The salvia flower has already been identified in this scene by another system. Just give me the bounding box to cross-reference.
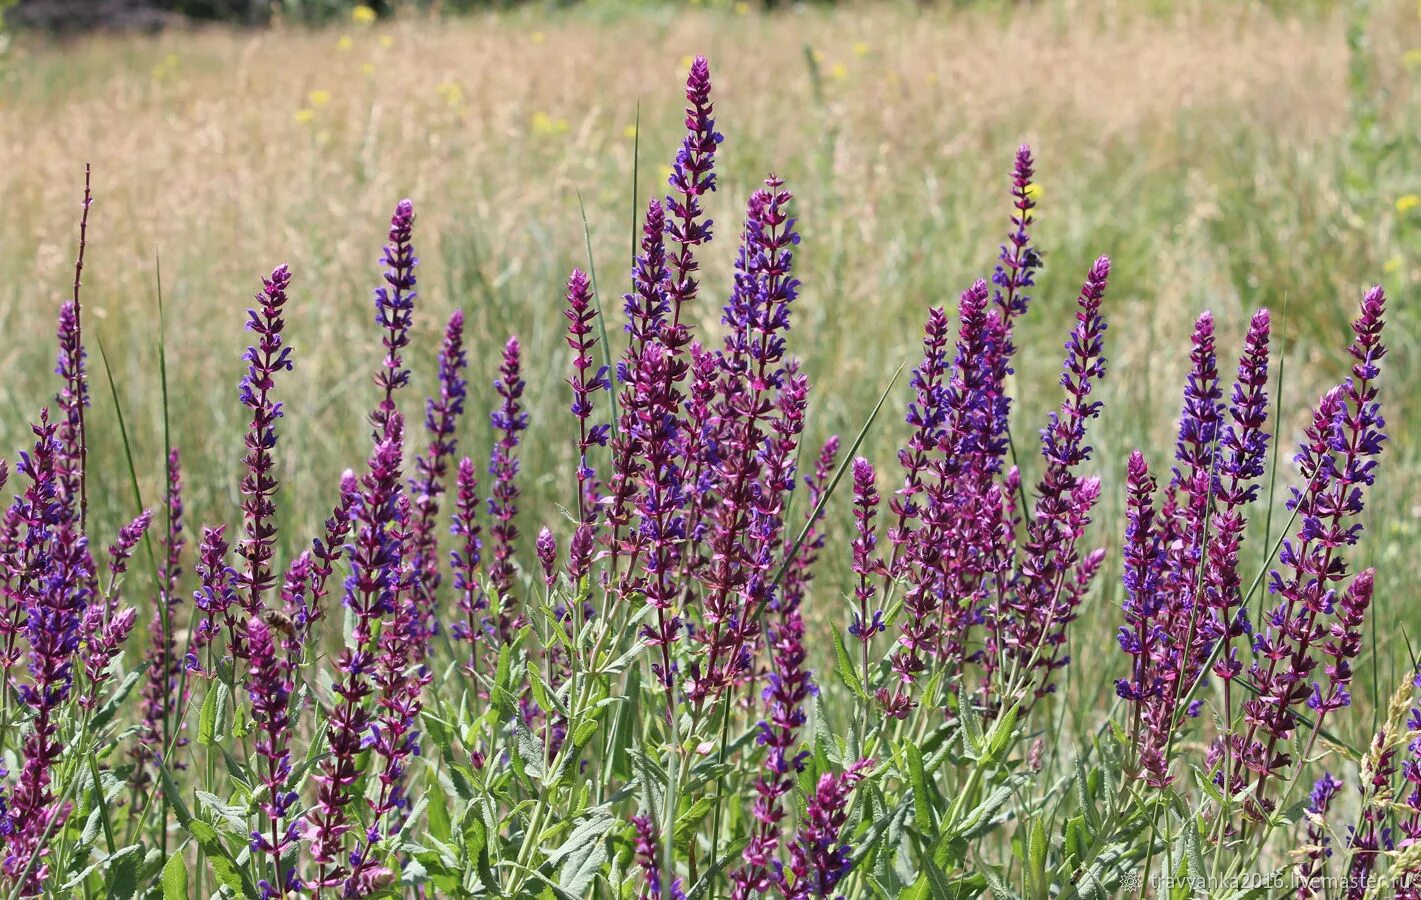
[564,267,610,521]
[488,337,528,640]
[782,759,873,900]
[1297,772,1342,897]
[308,414,406,887]
[664,54,721,337]
[449,457,488,674]
[409,309,467,655]
[371,199,417,430]
[631,815,685,900]
[245,617,298,900]
[134,449,189,784]
[1232,286,1387,816]
[235,265,295,622]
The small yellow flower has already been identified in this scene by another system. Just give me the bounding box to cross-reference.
[308,89,331,107]
[352,4,376,23]
[1397,194,1420,214]
[829,63,848,80]
[690,0,702,6]
[852,42,869,57]
[734,1,749,14]
[362,61,376,76]
[437,80,464,107]
[337,35,353,51]
[623,124,638,139]
[810,48,823,63]
[886,72,900,87]
[680,55,694,70]
[1025,183,1043,201]
[531,31,545,44]
[294,108,315,125]
[378,35,394,48]
[531,112,570,136]
[924,72,939,86]
[1384,255,1404,274]
[165,53,179,67]
[1405,48,1421,70]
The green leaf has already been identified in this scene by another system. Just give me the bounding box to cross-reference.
[673,797,714,852]
[831,624,868,701]
[906,742,933,838]
[186,820,259,899]
[1027,818,1047,894]
[161,849,189,900]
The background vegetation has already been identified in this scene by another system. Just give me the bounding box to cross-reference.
[1,0,1421,881]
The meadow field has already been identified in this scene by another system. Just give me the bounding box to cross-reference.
[2,0,1421,895]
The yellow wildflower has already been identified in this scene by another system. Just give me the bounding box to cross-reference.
[337,35,353,51]
[531,112,570,136]
[352,4,376,23]
[1405,49,1421,70]
[1384,255,1404,274]
[362,61,376,76]
[623,124,638,139]
[852,42,869,57]
[531,31,545,44]
[734,1,749,14]
[829,63,848,80]
[308,89,331,107]
[294,108,315,125]
[1397,194,1420,214]
[437,81,463,107]
[680,55,694,70]
[379,35,394,48]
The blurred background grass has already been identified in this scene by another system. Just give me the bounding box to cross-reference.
[2,0,1419,746]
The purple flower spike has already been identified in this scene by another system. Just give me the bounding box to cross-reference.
[135,450,189,785]
[236,265,295,626]
[1004,256,1110,702]
[371,199,418,431]
[849,457,885,669]
[488,336,528,640]
[409,309,467,657]
[449,457,488,675]
[3,416,91,894]
[664,54,722,338]
[53,301,89,509]
[782,759,873,899]
[245,617,297,897]
[1233,286,1387,817]
[564,268,609,521]
[632,815,685,900]
[1297,772,1342,897]
[309,413,406,888]
[536,526,558,588]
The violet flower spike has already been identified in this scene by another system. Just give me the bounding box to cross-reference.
[449,457,488,675]
[488,336,528,640]
[664,54,722,335]
[371,199,418,431]
[408,309,467,656]
[564,268,609,522]
[245,617,298,900]
[1297,772,1342,898]
[782,759,874,900]
[235,265,295,626]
